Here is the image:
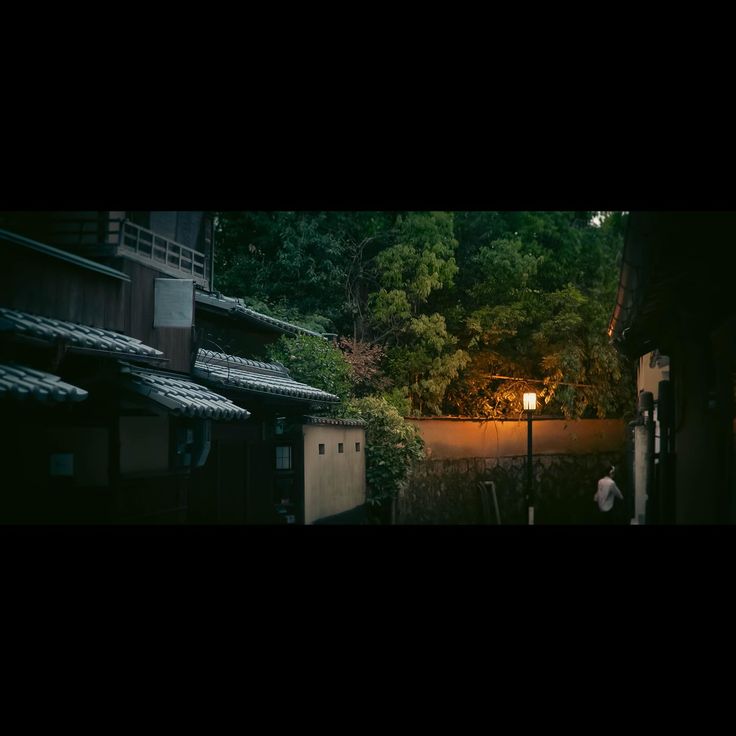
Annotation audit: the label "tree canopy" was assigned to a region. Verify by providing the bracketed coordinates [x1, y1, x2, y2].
[215, 210, 632, 419]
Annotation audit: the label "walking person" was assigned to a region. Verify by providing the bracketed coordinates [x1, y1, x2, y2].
[594, 463, 623, 525]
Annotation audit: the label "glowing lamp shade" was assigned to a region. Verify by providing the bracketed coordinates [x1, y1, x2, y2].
[523, 392, 537, 411]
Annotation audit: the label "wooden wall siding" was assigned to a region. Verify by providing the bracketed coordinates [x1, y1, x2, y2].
[190, 420, 267, 523]
[3, 212, 213, 290]
[175, 212, 204, 252]
[196, 311, 281, 361]
[149, 212, 178, 242]
[118, 259, 193, 373]
[3, 247, 126, 331]
[49, 211, 107, 247]
[0, 211, 100, 248]
[0, 410, 113, 523]
[215, 440, 248, 522]
[119, 416, 170, 474]
[113, 475, 190, 523]
[190, 419, 305, 524]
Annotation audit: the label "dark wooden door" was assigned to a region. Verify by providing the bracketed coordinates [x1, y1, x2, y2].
[216, 440, 248, 523]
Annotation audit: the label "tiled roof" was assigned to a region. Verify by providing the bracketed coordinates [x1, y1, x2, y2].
[0, 227, 130, 282]
[122, 365, 250, 421]
[195, 291, 324, 338]
[194, 349, 340, 403]
[196, 349, 285, 374]
[0, 307, 163, 357]
[0, 362, 88, 403]
[302, 415, 366, 427]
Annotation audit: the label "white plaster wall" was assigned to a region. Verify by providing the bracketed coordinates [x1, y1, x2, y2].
[303, 425, 366, 524]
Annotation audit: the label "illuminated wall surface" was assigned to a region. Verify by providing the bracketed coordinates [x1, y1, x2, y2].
[303, 425, 366, 524]
[408, 418, 625, 459]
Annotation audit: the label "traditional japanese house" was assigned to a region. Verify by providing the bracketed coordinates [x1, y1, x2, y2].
[609, 211, 736, 523]
[0, 225, 247, 523]
[1, 211, 216, 371]
[194, 290, 324, 357]
[1, 212, 367, 524]
[189, 349, 353, 524]
[191, 291, 367, 524]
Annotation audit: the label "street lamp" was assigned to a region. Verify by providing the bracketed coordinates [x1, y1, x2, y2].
[523, 392, 537, 525]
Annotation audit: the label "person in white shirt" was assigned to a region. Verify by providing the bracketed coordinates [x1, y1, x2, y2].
[594, 463, 623, 524]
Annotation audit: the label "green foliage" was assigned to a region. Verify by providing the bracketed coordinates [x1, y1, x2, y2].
[368, 288, 413, 338]
[265, 334, 354, 407]
[469, 238, 541, 305]
[381, 387, 413, 417]
[387, 313, 470, 414]
[345, 396, 425, 507]
[215, 211, 397, 335]
[242, 295, 332, 335]
[216, 210, 633, 420]
[374, 211, 459, 311]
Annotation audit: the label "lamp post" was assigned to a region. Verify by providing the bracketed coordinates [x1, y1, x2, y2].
[523, 392, 537, 525]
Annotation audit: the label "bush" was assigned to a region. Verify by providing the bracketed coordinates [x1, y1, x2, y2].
[265, 334, 354, 405]
[346, 396, 425, 514]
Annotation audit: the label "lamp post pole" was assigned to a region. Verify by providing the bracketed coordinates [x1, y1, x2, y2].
[523, 393, 536, 525]
[527, 408, 533, 525]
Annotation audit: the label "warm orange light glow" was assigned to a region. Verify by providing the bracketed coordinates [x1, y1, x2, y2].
[523, 392, 537, 411]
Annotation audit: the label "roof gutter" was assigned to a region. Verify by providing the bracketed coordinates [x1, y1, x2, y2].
[0, 227, 131, 282]
[608, 213, 643, 342]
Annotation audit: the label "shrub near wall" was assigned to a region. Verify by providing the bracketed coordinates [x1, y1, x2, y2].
[398, 452, 626, 525]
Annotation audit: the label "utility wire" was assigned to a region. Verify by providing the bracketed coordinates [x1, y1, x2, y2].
[484, 374, 594, 389]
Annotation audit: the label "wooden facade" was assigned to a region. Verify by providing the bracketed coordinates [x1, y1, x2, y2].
[3, 240, 126, 332]
[610, 212, 736, 523]
[0, 367, 195, 523]
[116, 258, 194, 374]
[0, 216, 217, 523]
[189, 418, 306, 524]
[1, 211, 367, 525]
[2, 232, 193, 374]
[0, 211, 215, 290]
[195, 309, 287, 361]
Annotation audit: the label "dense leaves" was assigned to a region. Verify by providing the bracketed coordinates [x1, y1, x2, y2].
[336, 337, 390, 397]
[216, 210, 632, 419]
[264, 334, 354, 407]
[345, 396, 425, 508]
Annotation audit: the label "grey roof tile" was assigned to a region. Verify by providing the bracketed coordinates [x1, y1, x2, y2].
[0, 362, 88, 403]
[0, 307, 163, 357]
[195, 291, 324, 338]
[302, 415, 366, 427]
[197, 349, 288, 374]
[194, 349, 339, 403]
[123, 365, 250, 421]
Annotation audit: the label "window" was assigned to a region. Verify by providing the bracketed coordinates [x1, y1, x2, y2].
[355, 442, 361, 452]
[318, 444, 325, 455]
[338, 443, 344, 453]
[275, 445, 292, 470]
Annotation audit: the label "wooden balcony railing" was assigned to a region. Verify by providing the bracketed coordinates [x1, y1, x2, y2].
[118, 220, 209, 287]
[46, 216, 210, 288]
